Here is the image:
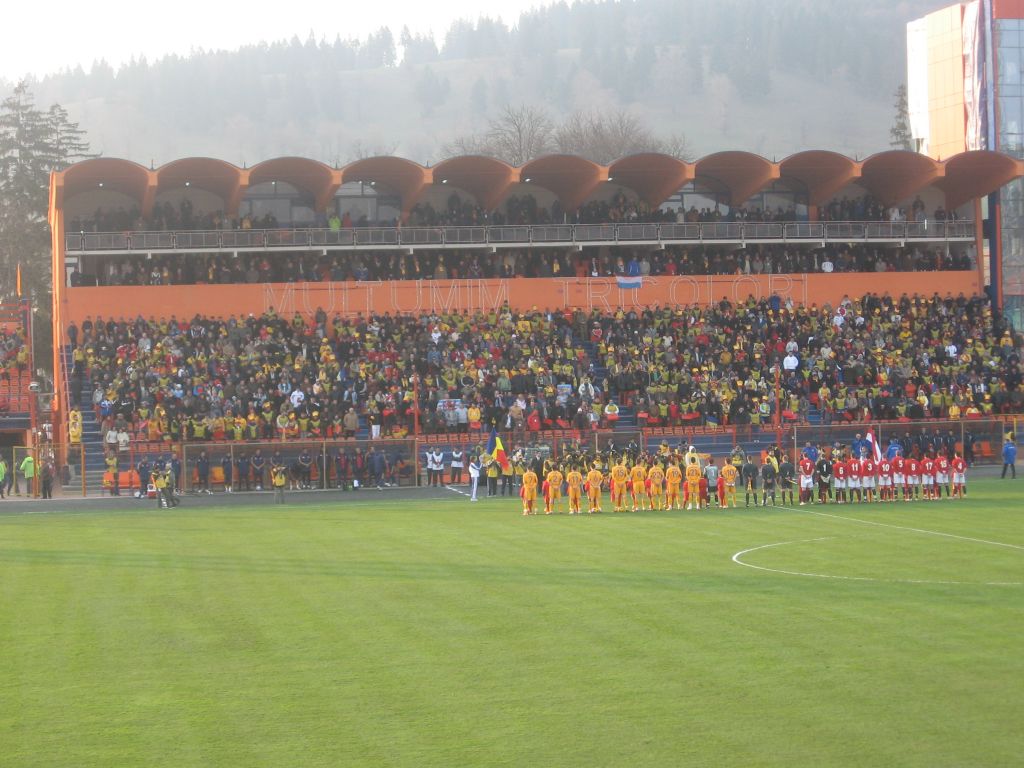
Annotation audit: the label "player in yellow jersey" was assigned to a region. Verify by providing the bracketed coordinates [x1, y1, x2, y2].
[684, 457, 703, 510]
[630, 461, 648, 511]
[647, 464, 666, 510]
[610, 459, 629, 512]
[521, 467, 538, 515]
[545, 465, 564, 514]
[586, 463, 604, 513]
[720, 462, 739, 508]
[565, 465, 583, 515]
[665, 462, 683, 510]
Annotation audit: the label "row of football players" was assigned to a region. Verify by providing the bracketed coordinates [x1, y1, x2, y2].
[795, 452, 968, 505]
[515, 451, 970, 515]
[519, 456, 732, 515]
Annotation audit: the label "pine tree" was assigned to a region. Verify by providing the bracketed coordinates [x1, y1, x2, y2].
[0, 82, 52, 216]
[46, 104, 96, 170]
[0, 81, 93, 369]
[890, 84, 913, 151]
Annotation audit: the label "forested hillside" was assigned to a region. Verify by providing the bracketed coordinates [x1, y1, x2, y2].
[9, 0, 937, 164]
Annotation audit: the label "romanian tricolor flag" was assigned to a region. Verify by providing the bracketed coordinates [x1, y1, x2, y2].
[486, 428, 510, 471]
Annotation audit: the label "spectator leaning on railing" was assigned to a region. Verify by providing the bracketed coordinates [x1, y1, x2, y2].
[73, 242, 972, 289]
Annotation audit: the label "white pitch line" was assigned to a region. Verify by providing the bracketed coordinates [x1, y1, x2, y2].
[444, 485, 472, 498]
[778, 504, 1024, 551]
[731, 537, 1023, 587]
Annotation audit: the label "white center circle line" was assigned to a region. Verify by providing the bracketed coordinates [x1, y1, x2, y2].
[731, 536, 1023, 586]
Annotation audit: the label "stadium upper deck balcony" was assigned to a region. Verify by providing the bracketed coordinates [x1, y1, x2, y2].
[62, 219, 978, 256]
[51, 149, 1022, 255]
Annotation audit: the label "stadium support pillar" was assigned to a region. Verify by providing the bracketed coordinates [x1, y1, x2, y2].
[989, 190, 1002, 311]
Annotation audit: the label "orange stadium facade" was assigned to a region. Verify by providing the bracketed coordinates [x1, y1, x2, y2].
[63, 272, 974, 322]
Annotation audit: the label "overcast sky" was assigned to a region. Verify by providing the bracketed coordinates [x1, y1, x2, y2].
[2, 0, 547, 81]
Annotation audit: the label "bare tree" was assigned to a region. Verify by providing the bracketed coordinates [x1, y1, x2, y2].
[600, 109, 651, 162]
[444, 105, 691, 164]
[443, 104, 553, 164]
[484, 104, 554, 165]
[551, 110, 593, 158]
[441, 134, 491, 157]
[656, 132, 693, 162]
[554, 109, 693, 163]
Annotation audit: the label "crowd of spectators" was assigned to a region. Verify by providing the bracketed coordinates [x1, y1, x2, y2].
[69, 202, 246, 234]
[0, 326, 28, 381]
[74, 244, 973, 288]
[817, 194, 959, 224]
[66, 292, 1022, 449]
[69, 192, 965, 235]
[408, 191, 680, 226]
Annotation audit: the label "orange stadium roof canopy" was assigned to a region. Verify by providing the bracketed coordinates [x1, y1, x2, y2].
[51, 149, 1024, 216]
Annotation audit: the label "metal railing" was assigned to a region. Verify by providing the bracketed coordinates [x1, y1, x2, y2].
[63, 220, 978, 254]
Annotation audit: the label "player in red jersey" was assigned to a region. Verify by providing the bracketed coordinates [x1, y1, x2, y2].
[877, 456, 895, 502]
[905, 456, 921, 501]
[935, 453, 951, 499]
[921, 454, 937, 500]
[950, 452, 967, 498]
[892, 452, 908, 501]
[833, 454, 849, 504]
[798, 455, 816, 505]
[847, 455, 863, 503]
[860, 456, 877, 503]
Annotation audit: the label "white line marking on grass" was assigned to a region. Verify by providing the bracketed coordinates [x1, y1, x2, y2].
[7, 509, 97, 518]
[731, 537, 1022, 586]
[444, 485, 472, 498]
[778, 504, 1024, 551]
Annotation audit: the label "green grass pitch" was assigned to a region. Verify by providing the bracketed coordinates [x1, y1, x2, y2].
[1, 479, 1022, 767]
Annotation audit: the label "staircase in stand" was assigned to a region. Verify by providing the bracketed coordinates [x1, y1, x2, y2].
[61, 346, 108, 492]
[580, 339, 637, 431]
